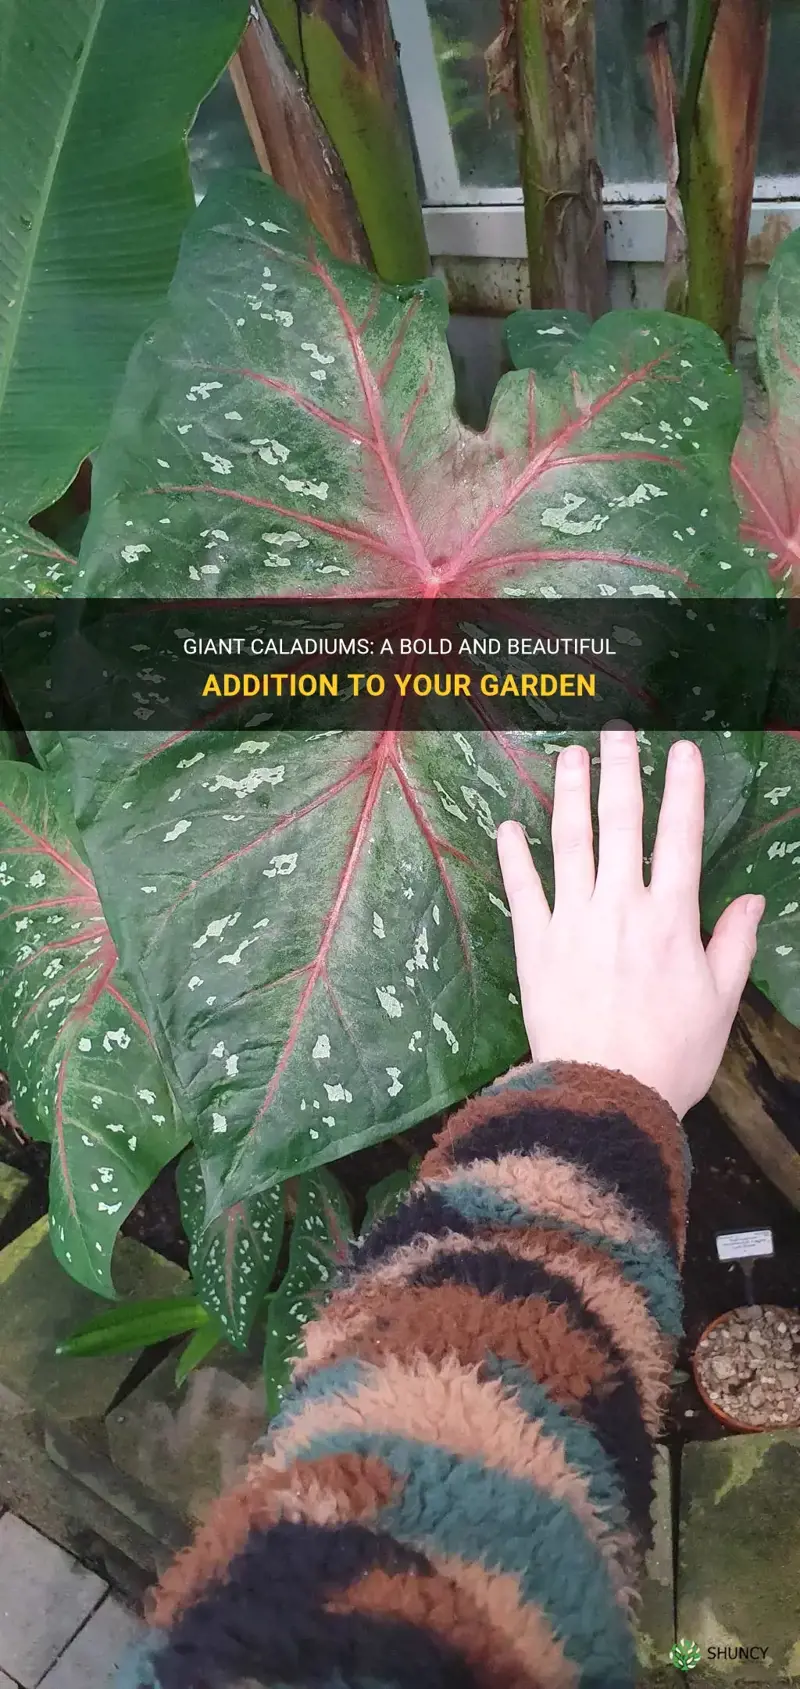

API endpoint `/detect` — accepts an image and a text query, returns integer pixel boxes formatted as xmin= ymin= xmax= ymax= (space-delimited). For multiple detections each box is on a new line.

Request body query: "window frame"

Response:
xmin=389 ymin=0 xmax=800 ymax=262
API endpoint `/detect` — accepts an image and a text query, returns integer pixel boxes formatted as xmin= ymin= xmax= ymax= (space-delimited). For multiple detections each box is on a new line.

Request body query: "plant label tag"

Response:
xmin=715 ymin=1228 xmax=774 ymax=1262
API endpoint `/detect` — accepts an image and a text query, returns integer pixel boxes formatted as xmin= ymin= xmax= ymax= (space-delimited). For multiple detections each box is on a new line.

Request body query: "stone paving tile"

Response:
xmin=39 ymin=1596 xmax=144 ymax=1689
xmin=0 ymin=1514 xmax=106 ymax=1687
xmin=0 ymin=1674 xmax=17 ymax=1689
xmin=678 ymin=1431 xmax=800 ymax=1679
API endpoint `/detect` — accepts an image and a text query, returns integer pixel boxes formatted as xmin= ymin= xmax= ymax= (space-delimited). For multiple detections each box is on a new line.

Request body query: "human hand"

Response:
xmin=496 ymin=731 xmax=765 ymax=1119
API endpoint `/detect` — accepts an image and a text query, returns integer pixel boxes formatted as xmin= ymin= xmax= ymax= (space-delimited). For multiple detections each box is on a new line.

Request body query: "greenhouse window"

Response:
xmin=388 ymin=0 xmax=800 ymax=262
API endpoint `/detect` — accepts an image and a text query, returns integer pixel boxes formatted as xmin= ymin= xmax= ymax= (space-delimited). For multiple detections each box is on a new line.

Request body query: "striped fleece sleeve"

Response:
xmin=134 ymin=1061 xmax=688 ymax=1689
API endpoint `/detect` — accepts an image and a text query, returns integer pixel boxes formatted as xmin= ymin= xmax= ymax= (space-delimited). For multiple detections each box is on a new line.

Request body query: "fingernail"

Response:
xmin=559 ymin=744 xmax=584 ymax=769
xmin=672 ymin=739 xmax=698 ymax=762
xmin=747 ymin=894 xmax=766 ymax=920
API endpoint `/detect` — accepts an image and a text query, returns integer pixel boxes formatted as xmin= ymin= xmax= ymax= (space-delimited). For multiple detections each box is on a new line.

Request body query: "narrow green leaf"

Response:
xmin=178 ymin=1146 xmax=285 ymax=1349
xmin=0 ymin=0 xmax=249 ymax=521
xmin=57 ymin=1293 xmax=206 ymax=1357
xmin=0 ymin=760 xmax=189 ymax=1295
xmin=175 ymin=1318 xmax=224 ymax=1386
xmin=264 ymin=1169 xmax=352 ymax=1418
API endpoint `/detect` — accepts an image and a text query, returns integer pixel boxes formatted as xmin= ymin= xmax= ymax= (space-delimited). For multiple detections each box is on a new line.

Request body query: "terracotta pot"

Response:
xmin=692 ymin=1306 xmax=800 ymax=1434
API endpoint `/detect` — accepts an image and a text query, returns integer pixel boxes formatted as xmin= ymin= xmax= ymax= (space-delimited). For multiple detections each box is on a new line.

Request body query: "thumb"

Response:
xmin=705 ymin=893 xmax=765 ymax=1008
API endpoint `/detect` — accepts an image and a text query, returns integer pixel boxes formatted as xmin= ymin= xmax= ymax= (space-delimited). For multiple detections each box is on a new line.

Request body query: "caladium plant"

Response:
xmin=0 ymin=758 xmax=188 ymax=1295
xmin=27 ymin=169 xmax=771 ymax=1221
xmin=2 ymin=172 xmax=799 ymax=1334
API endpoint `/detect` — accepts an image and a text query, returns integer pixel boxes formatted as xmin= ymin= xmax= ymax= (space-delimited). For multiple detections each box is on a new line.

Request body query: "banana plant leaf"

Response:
xmin=0 ymin=0 xmax=248 ymax=522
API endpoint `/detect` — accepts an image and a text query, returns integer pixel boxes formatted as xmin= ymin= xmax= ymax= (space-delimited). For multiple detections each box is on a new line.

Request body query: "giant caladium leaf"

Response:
xmin=0 ymin=761 xmax=189 ymax=1293
xmin=177 ymin=1145 xmax=284 ymax=1347
xmin=703 ymin=734 xmax=800 ymax=1025
xmin=0 ymin=0 xmax=248 ymax=523
xmin=731 ymin=227 xmax=800 ymax=592
xmin=702 ymin=229 xmax=800 ymax=1024
xmin=62 ymin=173 xmax=763 ymax=1209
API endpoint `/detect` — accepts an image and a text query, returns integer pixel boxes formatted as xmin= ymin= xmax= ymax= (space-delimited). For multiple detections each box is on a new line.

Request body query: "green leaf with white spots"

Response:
xmin=57 ymin=173 xmax=764 ymax=1207
xmin=264 ymin=1168 xmax=352 ymax=1418
xmin=504 ymin=309 xmax=592 ymax=377
xmin=702 ymin=230 xmax=800 ymax=1026
xmin=0 ymin=761 xmax=189 ymax=1294
xmin=177 ymin=1145 xmax=285 ymax=1348
xmin=703 ymin=733 xmax=800 ymax=1025
xmin=0 ymin=0 xmax=249 ymax=524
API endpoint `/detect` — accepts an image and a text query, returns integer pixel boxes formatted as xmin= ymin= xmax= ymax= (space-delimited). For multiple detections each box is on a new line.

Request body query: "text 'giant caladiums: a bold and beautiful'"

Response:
xmin=58 ymin=171 xmax=764 ymax=1214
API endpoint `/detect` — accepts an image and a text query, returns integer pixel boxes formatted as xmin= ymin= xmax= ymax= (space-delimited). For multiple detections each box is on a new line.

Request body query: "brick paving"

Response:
xmin=0 ymin=1511 xmax=143 ymax=1689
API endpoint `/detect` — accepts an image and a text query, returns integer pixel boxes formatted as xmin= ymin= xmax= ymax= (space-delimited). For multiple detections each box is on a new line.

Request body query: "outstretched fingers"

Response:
xmin=497 ymin=820 xmax=550 ymax=996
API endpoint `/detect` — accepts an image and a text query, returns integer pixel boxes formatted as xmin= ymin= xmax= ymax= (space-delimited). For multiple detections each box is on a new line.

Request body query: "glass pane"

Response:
xmin=759 ymin=4 xmax=800 ymax=176
xmin=422 ymin=0 xmax=800 ymax=196
xmin=426 ymin=0 xmax=517 ymax=188
xmin=189 ymin=70 xmax=258 ymax=201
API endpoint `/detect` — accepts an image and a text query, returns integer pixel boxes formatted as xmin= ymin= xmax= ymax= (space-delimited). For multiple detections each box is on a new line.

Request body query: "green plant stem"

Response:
xmin=232 ymin=6 xmax=371 ymax=268
xmin=679 ymin=0 xmax=771 ymax=352
xmin=514 ymin=0 xmax=608 ymax=318
xmin=262 ymin=0 xmax=429 ymax=283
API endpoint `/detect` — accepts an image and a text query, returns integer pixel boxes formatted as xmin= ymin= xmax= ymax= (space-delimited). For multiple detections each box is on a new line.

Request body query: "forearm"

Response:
xmin=145 ymin=1061 xmax=687 ymax=1689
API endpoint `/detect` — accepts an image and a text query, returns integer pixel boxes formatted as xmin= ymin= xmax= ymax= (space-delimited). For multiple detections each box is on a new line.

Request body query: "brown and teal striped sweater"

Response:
xmin=127 ymin=1060 xmax=688 ymax=1689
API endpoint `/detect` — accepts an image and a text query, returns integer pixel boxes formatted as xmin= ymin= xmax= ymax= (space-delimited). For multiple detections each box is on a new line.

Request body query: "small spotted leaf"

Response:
xmin=361 ymin=1164 xmax=418 ymax=1233
xmin=0 ymin=761 xmax=189 ymax=1295
xmin=60 ymin=173 xmax=760 ymax=1206
xmin=177 ymin=1145 xmax=284 ymax=1348
xmin=264 ymin=1168 xmax=352 ymax=1417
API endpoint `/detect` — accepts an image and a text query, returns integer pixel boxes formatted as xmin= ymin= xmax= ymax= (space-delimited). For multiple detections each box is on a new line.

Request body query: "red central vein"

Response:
xmin=248 ymin=733 xmax=395 ymax=1132
xmin=733 ymin=457 xmax=800 ymax=570
xmin=0 ymin=894 xmax=99 ymax=921
xmin=310 ymin=256 xmax=432 ymax=584
xmin=752 ymin=802 xmax=800 ymax=840
xmin=462 ymin=696 xmax=554 ymax=812
xmin=378 ymin=296 xmax=423 ymax=388
xmin=16 ymin=927 xmax=103 ymax=973
xmin=451 ymin=548 xmax=689 ymax=586
xmin=52 ymin=945 xmax=118 ymax=1222
xmin=224 ymin=1205 xmax=246 ymax=1319
xmin=20 ymin=953 xmax=96 ymax=1025
xmin=0 ymin=802 xmax=95 ymax=891
xmin=154 ymin=484 xmax=410 ymax=566
xmin=239 ymin=369 xmax=373 ymax=447
xmin=160 ymin=750 xmax=375 ymax=923
xmin=388 ymin=750 xmax=473 ymax=968
xmin=445 ymin=354 xmax=673 ymax=577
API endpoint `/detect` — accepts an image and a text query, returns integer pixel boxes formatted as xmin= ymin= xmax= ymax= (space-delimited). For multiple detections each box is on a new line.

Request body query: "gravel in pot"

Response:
xmin=693 ymin=1304 xmax=800 ymax=1431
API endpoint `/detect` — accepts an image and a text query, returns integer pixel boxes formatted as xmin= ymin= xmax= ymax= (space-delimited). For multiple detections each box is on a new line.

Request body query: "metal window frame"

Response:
xmin=389 ymin=0 xmax=800 ymax=262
